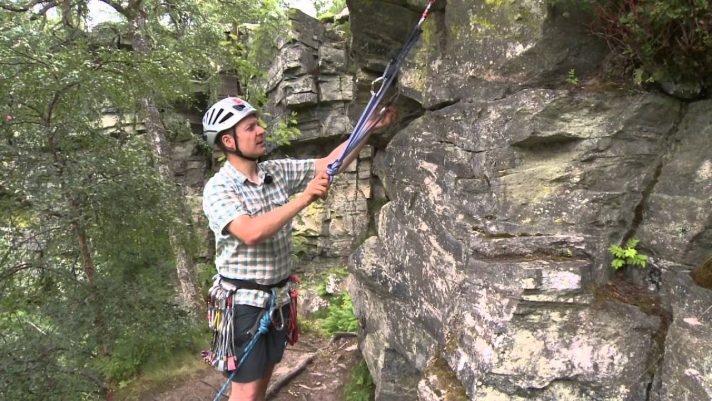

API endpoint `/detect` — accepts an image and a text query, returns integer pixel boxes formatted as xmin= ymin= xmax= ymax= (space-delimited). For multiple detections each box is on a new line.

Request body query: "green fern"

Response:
xmin=608 ymin=238 xmax=648 ymax=270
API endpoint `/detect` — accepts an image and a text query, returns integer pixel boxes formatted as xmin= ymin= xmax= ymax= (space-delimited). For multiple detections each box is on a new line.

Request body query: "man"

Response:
xmin=202 ymin=97 xmax=395 ymax=401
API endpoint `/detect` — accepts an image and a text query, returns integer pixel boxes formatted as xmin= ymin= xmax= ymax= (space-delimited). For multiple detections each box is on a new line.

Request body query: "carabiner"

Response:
xmin=271 ymin=303 xmax=285 ymax=331
xmin=370 ymin=73 xmax=387 ymax=96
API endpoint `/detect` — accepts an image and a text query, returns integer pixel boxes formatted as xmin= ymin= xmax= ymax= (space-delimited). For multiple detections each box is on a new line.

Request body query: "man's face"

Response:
xmin=230 ymin=115 xmax=266 ymax=158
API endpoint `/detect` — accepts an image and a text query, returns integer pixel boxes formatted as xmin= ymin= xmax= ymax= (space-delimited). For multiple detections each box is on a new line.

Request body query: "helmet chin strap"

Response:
xmin=228 ymin=127 xmax=258 ymax=162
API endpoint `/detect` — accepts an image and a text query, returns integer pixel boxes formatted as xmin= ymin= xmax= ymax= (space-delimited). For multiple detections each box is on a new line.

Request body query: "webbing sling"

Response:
xmin=213 ymin=288 xmax=280 ymax=401
xmin=326 ymin=0 xmax=438 ymax=179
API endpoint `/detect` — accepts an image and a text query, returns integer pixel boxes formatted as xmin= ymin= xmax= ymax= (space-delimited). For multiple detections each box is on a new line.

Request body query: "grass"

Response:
xmin=114 ymin=346 xmax=208 ymax=401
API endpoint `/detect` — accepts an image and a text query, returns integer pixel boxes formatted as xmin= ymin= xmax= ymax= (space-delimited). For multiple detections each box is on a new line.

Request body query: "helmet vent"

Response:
xmin=211 ymin=108 xmax=224 ymax=125
xmin=218 ymin=112 xmax=234 ymax=124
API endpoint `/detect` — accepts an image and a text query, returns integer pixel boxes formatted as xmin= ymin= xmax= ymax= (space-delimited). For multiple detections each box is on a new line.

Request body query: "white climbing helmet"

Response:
xmin=202 ymin=97 xmax=257 ymax=146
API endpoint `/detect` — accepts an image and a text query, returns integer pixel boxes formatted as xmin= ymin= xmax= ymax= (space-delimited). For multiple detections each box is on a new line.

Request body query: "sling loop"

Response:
xmin=213 ymin=288 xmax=279 ymax=401
xmin=326 ymin=0 xmax=438 ymax=179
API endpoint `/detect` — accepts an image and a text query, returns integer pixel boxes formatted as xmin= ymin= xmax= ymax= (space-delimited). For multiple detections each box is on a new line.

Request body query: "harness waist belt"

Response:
xmin=219 ymin=275 xmax=290 ymax=294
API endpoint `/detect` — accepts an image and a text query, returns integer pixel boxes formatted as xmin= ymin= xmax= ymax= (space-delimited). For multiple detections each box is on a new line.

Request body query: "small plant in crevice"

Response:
xmin=608 ymin=238 xmax=648 ymax=270
xmin=264 ymin=111 xmax=301 ymax=148
xmin=344 ymin=360 xmax=375 ymax=401
xmin=566 ymin=68 xmax=580 ymax=86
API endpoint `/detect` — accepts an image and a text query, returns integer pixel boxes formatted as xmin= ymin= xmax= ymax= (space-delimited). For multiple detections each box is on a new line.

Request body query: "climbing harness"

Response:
xmin=326 ymin=0 xmax=438 ymax=179
xmin=205 ymin=274 xmax=300 ymax=401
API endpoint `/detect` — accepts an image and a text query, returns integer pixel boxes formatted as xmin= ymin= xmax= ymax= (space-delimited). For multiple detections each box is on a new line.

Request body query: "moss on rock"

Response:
xmin=691 ymin=256 xmax=712 ymax=290
xmin=422 ymin=357 xmax=469 ymax=401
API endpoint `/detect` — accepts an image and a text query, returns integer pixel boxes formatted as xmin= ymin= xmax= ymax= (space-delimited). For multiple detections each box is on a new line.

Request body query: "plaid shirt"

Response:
xmin=203 ymin=158 xmax=316 ymax=307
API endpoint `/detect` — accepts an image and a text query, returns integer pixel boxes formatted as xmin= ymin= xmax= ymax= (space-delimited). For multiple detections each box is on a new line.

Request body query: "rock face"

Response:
xmin=193 ymin=4 xmax=711 ymax=399
xmin=264 ymin=9 xmax=374 ymax=262
xmin=343 ymin=1 xmax=712 ymax=400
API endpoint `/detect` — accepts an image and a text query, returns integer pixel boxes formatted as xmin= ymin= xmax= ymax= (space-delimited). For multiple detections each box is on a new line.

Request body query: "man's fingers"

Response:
xmin=373 ymin=106 xmax=398 ymax=129
xmin=305 ymin=176 xmax=331 ymax=202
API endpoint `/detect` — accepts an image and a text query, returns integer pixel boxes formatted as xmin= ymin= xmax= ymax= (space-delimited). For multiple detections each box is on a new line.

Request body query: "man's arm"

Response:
xmin=225 ymin=171 xmax=330 ymax=245
xmin=315 ymin=106 xmax=397 ymax=174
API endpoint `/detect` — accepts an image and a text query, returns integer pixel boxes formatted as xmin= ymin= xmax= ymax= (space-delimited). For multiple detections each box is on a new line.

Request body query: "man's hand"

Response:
xmin=301 ymin=171 xmax=331 ymax=203
xmin=369 ymin=105 xmax=398 ymax=131
xmin=315 ymin=106 xmax=399 ymax=175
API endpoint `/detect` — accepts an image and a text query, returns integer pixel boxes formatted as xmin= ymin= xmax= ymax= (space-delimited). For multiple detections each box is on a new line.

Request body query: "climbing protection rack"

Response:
xmin=326 ymin=0 xmax=438 ymax=178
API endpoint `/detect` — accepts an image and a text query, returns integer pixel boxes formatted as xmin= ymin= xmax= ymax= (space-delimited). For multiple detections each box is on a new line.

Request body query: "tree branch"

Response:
xmin=98 ymin=0 xmax=128 ymax=17
xmin=0 ymin=0 xmax=45 ymax=12
xmin=45 ymin=81 xmax=79 ymax=127
xmin=28 ymin=0 xmax=57 ymax=20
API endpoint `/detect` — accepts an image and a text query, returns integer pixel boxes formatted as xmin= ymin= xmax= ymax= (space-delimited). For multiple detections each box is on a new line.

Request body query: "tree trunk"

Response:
xmin=47 ymin=124 xmax=110 ymax=348
xmin=131 ymin=14 xmax=204 ymax=315
xmin=42 ymin=76 xmax=120 ymax=398
xmin=136 ymin=85 xmax=204 ymax=315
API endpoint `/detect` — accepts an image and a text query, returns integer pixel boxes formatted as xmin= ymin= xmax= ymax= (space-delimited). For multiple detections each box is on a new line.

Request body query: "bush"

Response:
xmin=591 ymin=0 xmax=712 ymax=91
xmin=299 ymin=268 xmax=358 ymax=336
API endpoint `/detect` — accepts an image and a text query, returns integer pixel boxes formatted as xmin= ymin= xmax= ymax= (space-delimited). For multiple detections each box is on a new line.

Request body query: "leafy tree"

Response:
xmin=0 ymin=0 xmax=294 ymax=399
xmin=314 ymin=0 xmax=347 ymax=18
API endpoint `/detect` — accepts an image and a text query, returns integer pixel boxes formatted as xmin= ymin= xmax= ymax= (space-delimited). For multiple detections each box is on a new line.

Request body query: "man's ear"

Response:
xmin=221 ymin=132 xmax=236 ymax=151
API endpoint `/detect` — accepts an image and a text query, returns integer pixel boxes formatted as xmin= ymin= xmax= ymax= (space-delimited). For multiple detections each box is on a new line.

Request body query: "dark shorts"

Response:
xmin=227 ymin=303 xmax=290 ymax=383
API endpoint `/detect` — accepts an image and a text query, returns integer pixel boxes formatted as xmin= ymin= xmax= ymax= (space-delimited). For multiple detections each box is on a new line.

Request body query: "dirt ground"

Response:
xmin=143 ymin=333 xmax=362 ymax=401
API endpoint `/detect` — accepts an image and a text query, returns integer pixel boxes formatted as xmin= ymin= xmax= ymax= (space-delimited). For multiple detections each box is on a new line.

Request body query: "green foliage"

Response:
xmin=321 ymin=292 xmax=359 ymax=334
xmin=344 ymin=360 xmax=376 ymax=401
xmin=590 ymin=0 xmax=712 ymax=91
xmin=608 ymin=238 xmax=648 ymax=270
xmin=266 ymin=111 xmax=302 ymax=147
xmin=315 ymin=0 xmax=347 ymax=19
xmin=0 ymin=0 xmax=295 ymax=399
xmin=566 ymin=68 xmax=580 ymax=86
xmin=300 ymin=268 xmax=358 ymax=336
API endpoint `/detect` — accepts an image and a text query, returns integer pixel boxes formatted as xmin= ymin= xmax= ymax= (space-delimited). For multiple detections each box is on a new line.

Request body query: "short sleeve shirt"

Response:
xmin=203 ymin=158 xmax=316 ymax=307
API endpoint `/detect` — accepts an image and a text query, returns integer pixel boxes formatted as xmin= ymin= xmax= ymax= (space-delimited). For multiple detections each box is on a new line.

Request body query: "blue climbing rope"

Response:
xmin=213 ymin=289 xmax=279 ymax=401
xmin=326 ymin=0 xmax=438 ymax=179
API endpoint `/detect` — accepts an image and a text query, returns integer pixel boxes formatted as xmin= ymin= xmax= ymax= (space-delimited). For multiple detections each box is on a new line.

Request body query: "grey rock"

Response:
xmin=636 ymin=100 xmax=712 ymax=267
xmin=660 ymin=80 xmax=703 ymax=100
xmin=657 ymin=272 xmax=712 ymax=401
xmin=267 ymin=43 xmax=317 ymax=92
xmin=319 ymin=45 xmax=348 ymax=74
xmin=287 ymin=8 xmax=325 ymax=50
xmin=275 ymin=76 xmax=318 ymax=108
xmin=334 ymin=7 xmax=349 ymax=23
xmin=319 ymin=75 xmax=354 ymax=103
xmin=344 ymin=0 xmax=712 ymax=397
